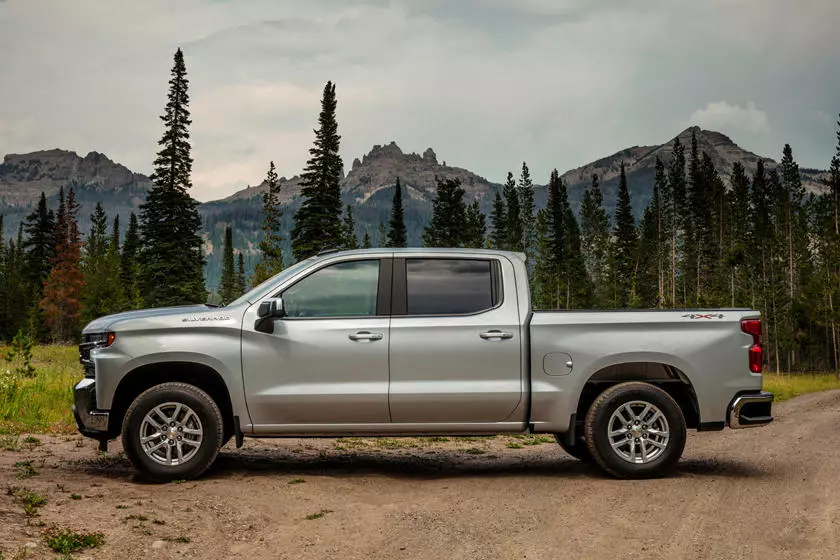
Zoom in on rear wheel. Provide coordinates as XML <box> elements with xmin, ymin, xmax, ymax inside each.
<box><xmin>122</xmin><ymin>382</ymin><xmax>224</xmax><ymax>483</ymax></box>
<box><xmin>584</xmin><ymin>382</ymin><xmax>686</xmax><ymax>478</ymax></box>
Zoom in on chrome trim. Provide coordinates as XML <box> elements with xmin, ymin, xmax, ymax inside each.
<box><xmin>73</xmin><ymin>378</ymin><xmax>110</xmax><ymax>434</ymax></box>
<box><xmin>729</xmin><ymin>391</ymin><xmax>774</xmax><ymax>429</ymax></box>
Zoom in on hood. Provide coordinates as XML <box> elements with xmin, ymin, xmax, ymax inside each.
<box><xmin>82</xmin><ymin>305</ymin><xmax>217</xmax><ymax>333</ymax></box>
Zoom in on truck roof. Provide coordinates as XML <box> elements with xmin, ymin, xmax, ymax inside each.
<box><xmin>314</xmin><ymin>247</ymin><xmax>527</xmax><ymax>261</ymax></box>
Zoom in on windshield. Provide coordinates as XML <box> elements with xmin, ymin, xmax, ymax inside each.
<box><xmin>225</xmin><ymin>257</ymin><xmax>316</xmax><ymax>308</ymax></box>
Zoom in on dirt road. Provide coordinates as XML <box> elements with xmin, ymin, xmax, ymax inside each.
<box><xmin>2</xmin><ymin>390</ymin><xmax>838</xmax><ymax>559</ymax></box>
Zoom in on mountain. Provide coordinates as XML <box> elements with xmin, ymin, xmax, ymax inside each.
<box><xmin>1</xmin><ymin>129</ymin><xmax>830</xmax><ymax>291</ymax></box>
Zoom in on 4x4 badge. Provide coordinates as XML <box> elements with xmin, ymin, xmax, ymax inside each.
<box><xmin>681</xmin><ymin>313</ymin><xmax>724</xmax><ymax>319</ymax></box>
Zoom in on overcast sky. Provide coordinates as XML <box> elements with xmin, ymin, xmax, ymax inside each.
<box><xmin>1</xmin><ymin>0</ymin><xmax>838</xmax><ymax>201</ymax></box>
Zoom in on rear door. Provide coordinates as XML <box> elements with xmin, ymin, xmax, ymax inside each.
<box><xmin>387</xmin><ymin>256</ymin><xmax>523</xmax><ymax>423</ymax></box>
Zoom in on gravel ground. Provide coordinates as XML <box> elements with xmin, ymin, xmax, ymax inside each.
<box><xmin>1</xmin><ymin>390</ymin><xmax>838</xmax><ymax>559</ymax></box>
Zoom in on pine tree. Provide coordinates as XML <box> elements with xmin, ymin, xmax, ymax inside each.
<box><xmin>378</xmin><ymin>223</ymin><xmax>387</xmax><ymax>248</ymax></box>
<box><xmin>611</xmin><ymin>162</ymin><xmax>637</xmax><ymax>307</ymax></box>
<box><xmin>82</xmin><ymin>204</ymin><xmax>125</xmax><ymax>323</ymax></box>
<box><xmin>503</xmin><ymin>172</ymin><xmax>522</xmax><ymax>251</ymax></box>
<box><xmin>519</xmin><ymin>162</ymin><xmax>536</xmax><ymax>258</ymax></box>
<box><xmin>362</xmin><ymin>230</ymin><xmax>372</xmax><ymax>249</ymax></box>
<box><xmin>22</xmin><ymin>191</ymin><xmax>56</xmax><ymax>339</ymax></box>
<box><xmin>219</xmin><ymin>225</ymin><xmax>237</xmax><ymax>304</ymax></box>
<box><xmin>636</xmin><ymin>181</ymin><xmax>662</xmax><ymax>307</ymax></box>
<box><xmin>386</xmin><ymin>177</ymin><xmax>408</xmax><ymax>248</ymax></box>
<box><xmin>464</xmin><ymin>200</ymin><xmax>487</xmax><ymax>248</ymax></box>
<box><xmin>423</xmin><ymin>177</ymin><xmax>468</xmax><ymax>247</ymax></box>
<box><xmin>342</xmin><ymin>205</ymin><xmax>359</xmax><ymax>249</ymax></box>
<box><xmin>2</xmin><ymin>225</ymin><xmax>28</xmax><ymax>340</ymax></box>
<box><xmin>41</xmin><ymin>188</ymin><xmax>84</xmax><ymax>341</ymax></box>
<box><xmin>726</xmin><ymin>162</ymin><xmax>751</xmax><ymax>306</ymax></box>
<box><xmin>252</xmin><ymin>161</ymin><xmax>284</xmax><ymax>284</ymax></box>
<box><xmin>236</xmin><ymin>253</ymin><xmax>247</xmax><ymax>296</ymax></box>
<box><xmin>120</xmin><ymin>212</ymin><xmax>143</xmax><ymax>309</ymax></box>
<box><xmin>488</xmin><ymin>190</ymin><xmax>508</xmax><ymax>249</ymax></box>
<box><xmin>579</xmin><ymin>174</ymin><xmax>611</xmax><ymax>307</ymax></box>
<box><xmin>140</xmin><ymin>47</ymin><xmax>206</xmax><ymax>307</ymax></box>
<box><xmin>666</xmin><ymin>136</ymin><xmax>686</xmax><ymax>306</ymax></box>
<box><xmin>291</xmin><ymin>81</ymin><xmax>344</xmax><ymax>259</ymax></box>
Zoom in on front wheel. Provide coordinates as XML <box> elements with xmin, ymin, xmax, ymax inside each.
<box><xmin>554</xmin><ymin>434</ymin><xmax>592</xmax><ymax>462</ymax></box>
<box><xmin>122</xmin><ymin>382</ymin><xmax>224</xmax><ymax>482</ymax></box>
<box><xmin>584</xmin><ymin>382</ymin><xmax>686</xmax><ymax>478</ymax></box>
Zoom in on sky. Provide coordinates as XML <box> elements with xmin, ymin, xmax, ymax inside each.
<box><xmin>1</xmin><ymin>0</ymin><xmax>838</xmax><ymax>201</ymax></box>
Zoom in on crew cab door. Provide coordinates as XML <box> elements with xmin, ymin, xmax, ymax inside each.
<box><xmin>242</xmin><ymin>257</ymin><xmax>392</xmax><ymax>429</ymax></box>
<box><xmin>388</xmin><ymin>256</ymin><xmax>523</xmax><ymax>423</ymax></box>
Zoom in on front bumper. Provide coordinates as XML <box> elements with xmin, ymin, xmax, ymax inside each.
<box><xmin>72</xmin><ymin>378</ymin><xmax>110</xmax><ymax>439</ymax></box>
<box><xmin>728</xmin><ymin>391</ymin><xmax>774</xmax><ymax>429</ymax></box>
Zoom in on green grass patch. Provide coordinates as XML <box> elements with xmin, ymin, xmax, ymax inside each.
<box><xmin>288</xmin><ymin>478</ymin><xmax>306</xmax><ymax>485</ymax></box>
<box><xmin>43</xmin><ymin>526</ymin><xmax>105</xmax><ymax>554</ymax></box>
<box><xmin>8</xmin><ymin>486</ymin><xmax>47</xmax><ymax>516</ymax></box>
<box><xmin>764</xmin><ymin>373</ymin><xmax>840</xmax><ymax>402</ymax></box>
<box><xmin>0</xmin><ymin>345</ymin><xmax>81</xmax><ymax>435</ymax></box>
<box><xmin>464</xmin><ymin>448</ymin><xmax>485</xmax><ymax>455</ymax></box>
<box><xmin>506</xmin><ymin>442</ymin><xmax>524</xmax><ymax>449</ymax></box>
<box><xmin>14</xmin><ymin>460</ymin><xmax>38</xmax><ymax>479</ymax></box>
<box><xmin>305</xmin><ymin>509</ymin><xmax>333</xmax><ymax>520</ymax></box>
<box><xmin>70</xmin><ymin>493</ymin><xmax>82</xmax><ymax>500</ymax></box>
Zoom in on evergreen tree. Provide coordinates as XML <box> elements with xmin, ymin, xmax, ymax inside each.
<box><xmin>666</xmin><ymin>136</ymin><xmax>686</xmax><ymax>306</ymax></box>
<box><xmin>503</xmin><ymin>172</ymin><xmax>522</xmax><ymax>251</ymax></box>
<box><xmin>611</xmin><ymin>163</ymin><xmax>637</xmax><ymax>307</ymax></box>
<box><xmin>22</xmin><ymin>191</ymin><xmax>56</xmax><ymax>339</ymax></box>
<box><xmin>2</xmin><ymin>226</ymin><xmax>28</xmax><ymax>340</ymax></box>
<box><xmin>518</xmin><ymin>162</ymin><xmax>536</xmax><ymax>258</ymax></box>
<box><xmin>219</xmin><ymin>225</ymin><xmax>237</xmax><ymax>304</ymax></box>
<box><xmin>252</xmin><ymin>161</ymin><xmax>284</xmax><ymax>284</ymax></box>
<box><xmin>386</xmin><ymin>177</ymin><xmax>408</xmax><ymax>248</ymax></box>
<box><xmin>291</xmin><ymin>81</ymin><xmax>344</xmax><ymax>259</ymax></box>
<box><xmin>636</xmin><ymin>181</ymin><xmax>662</xmax><ymax>307</ymax></box>
<box><xmin>726</xmin><ymin>162</ymin><xmax>751</xmax><ymax>306</ymax></box>
<box><xmin>423</xmin><ymin>177</ymin><xmax>468</xmax><ymax>247</ymax></box>
<box><xmin>579</xmin><ymin>174</ymin><xmax>611</xmax><ymax>307</ymax></box>
<box><xmin>236</xmin><ymin>253</ymin><xmax>247</xmax><ymax>296</ymax></box>
<box><xmin>140</xmin><ymin>47</ymin><xmax>206</xmax><ymax>307</ymax></box>
<box><xmin>83</xmin><ymin>204</ymin><xmax>124</xmax><ymax>323</ymax></box>
<box><xmin>378</xmin><ymin>222</ymin><xmax>387</xmax><ymax>248</ymax></box>
<box><xmin>120</xmin><ymin>212</ymin><xmax>143</xmax><ymax>309</ymax></box>
<box><xmin>342</xmin><ymin>205</ymin><xmax>359</xmax><ymax>249</ymax></box>
<box><xmin>488</xmin><ymin>190</ymin><xmax>508</xmax><ymax>249</ymax></box>
<box><xmin>362</xmin><ymin>230</ymin><xmax>372</xmax><ymax>249</ymax></box>
<box><xmin>41</xmin><ymin>188</ymin><xmax>84</xmax><ymax>341</ymax></box>
<box><xmin>464</xmin><ymin>200</ymin><xmax>487</xmax><ymax>248</ymax></box>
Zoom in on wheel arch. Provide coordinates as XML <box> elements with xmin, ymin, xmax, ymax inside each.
<box><xmin>109</xmin><ymin>361</ymin><xmax>235</xmax><ymax>441</ymax></box>
<box><xmin>574</xmin><ymin>359</ymin><xmax>700</xmax><ymax>430</ymax></box>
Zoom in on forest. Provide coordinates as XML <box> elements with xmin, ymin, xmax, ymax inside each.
<box><xmin>1</xmin><ymin>49</ymin><xmax>839</xmax><ymax>374</ymax></box>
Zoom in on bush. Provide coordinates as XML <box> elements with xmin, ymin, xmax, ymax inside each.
<box><xmin>43</xmin><ymin>526</ymin><xmax>105</xmax><ymax>554</ymax></box>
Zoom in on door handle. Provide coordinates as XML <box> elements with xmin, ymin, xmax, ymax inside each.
<box><xmin>349</xmin><ymin>331</ymin><xmax>383</xmax><ymax>341</ymax></box>
<box><xmin>479</xmin><ymin>330</ymin><xmax>514</xmax><ymax>340</ymax></box>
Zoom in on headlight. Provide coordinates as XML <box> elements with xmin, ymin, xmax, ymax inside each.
<box><xmin>83</xmin><ymin>332</ymin><xmax>116</xmax><ymax>347</ymax></box>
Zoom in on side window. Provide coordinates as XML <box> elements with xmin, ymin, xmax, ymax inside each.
<box><xmin>406</xmin><ymin>259</ymin><xmax>497</xmax><ymax>315</ymax></box>
<box><xmin>282</xmin><ymin>260</ymin><xmax>380</xmax><ymax>318</ymax></box>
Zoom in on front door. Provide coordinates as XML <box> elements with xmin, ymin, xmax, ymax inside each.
<box><xmin>242</xmin><ymin>258</ymin><xmax>392</xmax><ymax>428</ymax></box>
<box><xmin>388</xmin><ymin>257</ymin><xmax>523</xmax><ymax>424</ymax></box>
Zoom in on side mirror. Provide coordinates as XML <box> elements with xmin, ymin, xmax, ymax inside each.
<box><xmin>255</xmin><ymin>297</ymin><xmax>285</xmax><ymax>333</ymax></box>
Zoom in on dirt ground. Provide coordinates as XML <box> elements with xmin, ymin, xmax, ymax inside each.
<box><xmin>2</xmin><ymin>391</ymin><xmax>839</xmax><ymax>560</ymax></box>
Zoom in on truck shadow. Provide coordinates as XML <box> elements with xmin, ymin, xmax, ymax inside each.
<box><xmin>201</xmin><ymin>448</ymin><xmax>769</xmax><ymax>481</ymax></box>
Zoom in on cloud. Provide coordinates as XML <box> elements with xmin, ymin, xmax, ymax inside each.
<box><xmin>689</xmin><ymin>101</ymin><xmax>770</xmax><ymax>135</ymax></box>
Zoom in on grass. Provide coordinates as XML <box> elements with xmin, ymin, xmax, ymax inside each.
<box><xmin>0</xmin><ymin>345</ymin><xmax>81</xmax><ymax>435</ymax></box>
<box><xmin>305</xmin><ymin>509</ymin><xmax>333</xmax><ymax>520</ymax></box>
<box><xmin>764</xmin><ymin>373</ymin><xmax>840</xmax><ymax>402</ymax></box>
<box><xmin>43</xmin><ymin>526</ymin><xmax>105</xmax><ymax>554</ymax></box>
<box><xmin>288</xmin><ymin>478</ymin><xmax>306</xmax><ymax>485</ymax></box>
<box><xmin>14</xmin><ymin>460</ymin><xmax>38</xmax><ymax>479</ymax></box>
<box><xmin>8</xmin><ymin>486</ymin><xmax>47</xmax><ymax>516</ymax></box>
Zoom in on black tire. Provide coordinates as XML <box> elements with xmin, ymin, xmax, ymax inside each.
<box><xmin>584</xmin><ymin>382</ymin><xmax>686</xmax><ymax>479</ymax></box>
<box><xmin>554</xmin><ymin>434</ymin><xmax>592</xmax><ymax>462</ymax></box>
<box><xmin>122</xmin><ymin>382</ymin><xmax>224</xmax><ymax>483</ymax></box>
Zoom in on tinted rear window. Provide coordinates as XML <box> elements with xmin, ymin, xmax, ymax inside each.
<box><xmin>406</xmin><ymin>259</ymin><xmax>495</xmax><ymax>315</ymax></box>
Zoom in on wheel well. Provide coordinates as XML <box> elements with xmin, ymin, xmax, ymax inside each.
<box><xmin>108</xmin><ymin>362</ymin><xmax>234</xmax><ymax>441</ymax></box>
<box><xmin>574</xmin><ymin>362</ymin><xmax>700</xmax><ymax>430</ymax></box>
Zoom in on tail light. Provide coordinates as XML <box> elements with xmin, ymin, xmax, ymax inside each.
<box><xmin>741</xmin><ymin>319</ymin><xmax>762</xmax><ymax>373</ymax></box>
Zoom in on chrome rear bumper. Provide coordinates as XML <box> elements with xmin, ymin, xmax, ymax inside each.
<box><xmin>728</xmin><ymin>391</ymin><xmax>774</xmax><ymax>429</ymax></box>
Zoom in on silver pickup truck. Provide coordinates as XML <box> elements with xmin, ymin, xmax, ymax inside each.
<box><xmin>74</xmin><ymin>248</ymin><xmax>773</xmax><ymax>481</ymax></box>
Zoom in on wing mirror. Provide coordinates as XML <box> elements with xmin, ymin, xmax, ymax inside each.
<box><xmin>255</xmin><ymin>297</ymin><xmax>285</xmax><ymax>333</ymax></box>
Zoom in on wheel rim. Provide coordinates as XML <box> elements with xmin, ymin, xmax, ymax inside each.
<box><xmin>139</xmin><ymin>402</ymin><xmax>203</xmax><ymax>467</ymax></box>
<box><xmin>607</xmin><ymin>400</ymin><xmax>670</xmax><ymax>464</ymax></box>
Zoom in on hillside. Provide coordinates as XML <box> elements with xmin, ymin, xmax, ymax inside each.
<box><xmin>0</xmin><ymin>128</ymin><xmax>830</xmax><ymax>290</ymax></box>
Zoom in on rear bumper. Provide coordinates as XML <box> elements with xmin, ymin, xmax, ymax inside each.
<box><xmin>728</xmin><ymin>391</ymin><xmax>774</xmax><ymax>429</ymax></box>
<box><xmin>72</xmin><ymin>378</ymin><xmax>110</xmax><ymax>439</ymax></box>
